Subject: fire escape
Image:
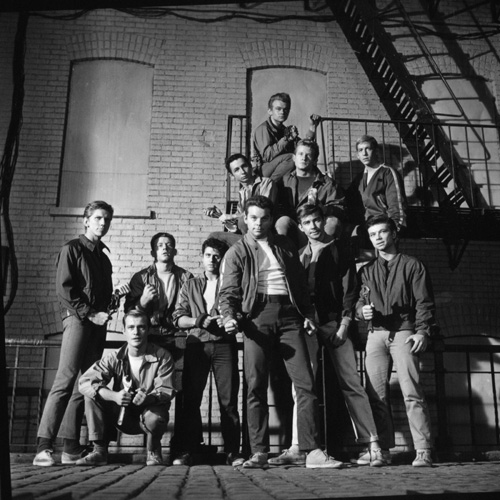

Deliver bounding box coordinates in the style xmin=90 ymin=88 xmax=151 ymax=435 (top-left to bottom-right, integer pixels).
xmin=326 ymin=0 xmax=500 ymax=248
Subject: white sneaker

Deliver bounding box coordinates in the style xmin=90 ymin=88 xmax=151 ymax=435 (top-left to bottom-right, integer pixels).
xmin=242 ymin=452 xmax=268 ymax=469
xmin=305 ymin=449 xmax=343 ymax=469
xmin=351 ymin=448 xmax=392 ymax=466
xmin=33 ymin=449 xmax=55 ymax=467
xmin=412 ymin=449 xmax=432 ymax=467
xmin=268 ymin=448 xmax=306 ymax=465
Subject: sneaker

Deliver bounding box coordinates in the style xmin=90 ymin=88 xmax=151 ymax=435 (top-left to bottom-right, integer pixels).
xmin=172 ymin=452 xmax=192 ymax=466
xmin=268 ymin=448 xmax=306 ymax=466
xmin=61 ymin=447 xmax=90 ymax=465
xmin=146 ymin=450 xmax=164 ymax=466
xmin=227 ymin=453 xmax=245 ymax=467
xmin=350 ymin=448 xmax=392 ymax=466
xmin=75 ymin=450 xmax=108 ymax=466
xmin=242 ymin=452 xmax=268 ymax=469
xmin=305 ymin=449 xmax=343 ymax=469
xmin=33 ymin=449 xmax=55 ymax=467
xmin=368 ymin=448 xmax=388 ymax=467
xmin=412 ymin=449 xmax=432 ymax=467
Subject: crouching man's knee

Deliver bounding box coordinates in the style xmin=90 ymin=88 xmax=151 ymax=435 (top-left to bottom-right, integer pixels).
xmin=140 ymin=406 xmax=169 ymax=435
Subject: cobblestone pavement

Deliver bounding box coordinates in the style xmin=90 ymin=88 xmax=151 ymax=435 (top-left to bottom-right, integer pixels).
xmin=9 ymin=457 xmax=500 ymax=500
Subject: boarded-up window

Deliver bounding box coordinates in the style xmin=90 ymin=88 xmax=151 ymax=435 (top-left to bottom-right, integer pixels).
xmin=58 ymin=60 xmax=152 ymax=210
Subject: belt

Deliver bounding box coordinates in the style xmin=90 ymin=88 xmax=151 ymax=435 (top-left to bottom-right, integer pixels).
xmin=256 ymin=293 xmax=291 ymax=304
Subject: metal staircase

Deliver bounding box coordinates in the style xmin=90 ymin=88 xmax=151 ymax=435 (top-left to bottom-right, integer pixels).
xmin=326 ymin=0 xmax=488 ymax=210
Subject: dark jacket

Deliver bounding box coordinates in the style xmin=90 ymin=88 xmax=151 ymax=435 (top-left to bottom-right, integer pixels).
xmin=277 ymin=169 xmax=345 ymax=220
xmin=355 ymin=253 xmax=436 ymax=335
xmin=299 ymin=239 xmax=357 ymax=326
xmin=125 ymin=263 xmax=193 ymax=334
xmin=347 ymin=164 xmax=407 ymax=229
xmin=173 ymin=274 xmax=234 ymax=343
xmin=218 ymin=232 xmax=315 ymax=322
xmin=56 ymin=235 xmax=113 ymax=320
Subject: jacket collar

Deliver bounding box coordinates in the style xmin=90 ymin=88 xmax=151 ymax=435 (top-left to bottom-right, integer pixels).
xmin=115 ymin=342 xmax=161 ymax=363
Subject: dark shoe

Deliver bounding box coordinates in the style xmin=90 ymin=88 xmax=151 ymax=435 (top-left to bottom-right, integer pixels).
xmin=172 ymin=452 xmax=192 ymax=466
xmin=75 ymin=450 xmax=108 ymax=466
xmin=268 ymin=448 xmax=306 ymax=466
xmin=227 ymin=452 xmax=245 ymax=467
xmin=242 ymin=452 xmax=268 ymax=469
xmin=146 ymin=450 xmax=164 ymax=466
xmin=33 ymin=449 xmax=55 ymax=467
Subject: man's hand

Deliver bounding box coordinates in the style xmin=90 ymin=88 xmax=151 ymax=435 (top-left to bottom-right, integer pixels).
xmin=309 ymin=114 xmax=321 ymax=129
xmin=285 ymin=125 xmax=299 ymax=142
xmin=88 ymin=311 xmax=109 ymax=326
xmin=114 ymin=389 xmax=133 ymax=407
xmin=200 ymin=315 xmax=215 ymax=329
xmin=304 ymin=318 xmax=317 ymax=336
xmin=361 ymin=303 xmax=375 ymax=321
xmin=213 ymin=315 xmax=224 ymax=328
xmin=204 ymin=206 xmax=223 ymax=219
xmin=218 ymin=213 xmax=239 ymax=223
xmin=132 ymin=388 xmax=147 ymax=406
xmin=223 ymin=318 xmax=238 ymax=334
xmin=406 ymin=333 xmax=428 ymax=354
xmin=140 ymin=284 xmax=158 ymax=307
xmin=331 ymin=324 xmax=348 ymax=347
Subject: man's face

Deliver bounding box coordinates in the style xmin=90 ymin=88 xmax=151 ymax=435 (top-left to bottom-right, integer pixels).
xmin=299 ymin=213 xmax=325 ymax=242
xmin=356 ymin=141 xmax=379 ymax=168
xmin=123 ymin=315 xmax=149 ymax=350
xmin=84 ymin=209 xmax=112 ymax=241
xmin=229 ymin=157 xmax=253 ymax=185
xmin=154 ymin=236 xmax=176 ymax=263
xmin=203 ymin=246 xmax=222 ymax=275
xmin=293 ymin=145 xmax=316 ymax=174
xmin=244 ymin=205 xmax=273 ymax=240
xmin=268 ymin=99 xmax=290 ymax=125
xmin=368 ymin=223 xmax=396 ymax=252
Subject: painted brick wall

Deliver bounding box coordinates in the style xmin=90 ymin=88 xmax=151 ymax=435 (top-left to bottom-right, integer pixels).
xmin=2 ymin=2 xmax=500 ymax=454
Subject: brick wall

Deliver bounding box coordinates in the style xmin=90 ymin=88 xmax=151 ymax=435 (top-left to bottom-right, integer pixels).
xmin=2 ymin=2 xmax=500 ymax=454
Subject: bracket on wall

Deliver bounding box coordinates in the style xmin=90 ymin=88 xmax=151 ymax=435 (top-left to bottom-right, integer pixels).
xmin=442 ymin=238 xmax=468 ymax=271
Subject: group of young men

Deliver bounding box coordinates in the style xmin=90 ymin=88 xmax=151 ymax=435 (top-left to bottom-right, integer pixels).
xmin=32 ymin=91 xmax=436 ymax=471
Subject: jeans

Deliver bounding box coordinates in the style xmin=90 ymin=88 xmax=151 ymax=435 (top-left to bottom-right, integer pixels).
xmin=243 ymin=301 xmax=319 ymax=453
xmin=37 ymin=315 xmax=107 ymax=443
xmin=176 ymin=341 xmax=240 ymax=454
xmin=291 ymin=335 xmax=378 ymax=445
xmin=85 ymin=397 xmax=169 ymax=451
xmin=364 ymin=329 xmax=432 ymax=450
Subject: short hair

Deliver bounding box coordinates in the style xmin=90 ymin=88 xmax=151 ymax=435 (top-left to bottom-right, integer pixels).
xmin=83 ymin=200 xmax=114 ymax=219
xmin=225 ymin=153 xmax=250 ymax=175
xmin=296 ymin=204 xmax=324 ymax=223
xmin=150 ymin=232 xmax=176 ymax=253
xmin=268 ymin=92 xmax=291 ymax=110
xmin=244 ymin=195 xmax=274 ymax=216
xmin=122 ymin=309 xmax=150 ymax=328
xmin=202 ymin=237 xmax=229 ymax=258
xmin=295 ymin=139 xmax=319 ymax=161
xmin=366 ymin=214 xmax=397 ymax=233
xmin=355 ymin=135 xmax=378 ymax=151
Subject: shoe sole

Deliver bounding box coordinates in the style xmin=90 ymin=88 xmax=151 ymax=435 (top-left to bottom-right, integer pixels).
xmin=306 ymin=463 xmax=343 ymax=469
xmin=242 ymin=463 xmax=269 ymax=469
xmin=268 ymin=460 xmax=306 ymax=466
xmin=33 ymin=461 xmax=55 ymax=467
xmin=350 ymin=460 xmax=370 ymax=465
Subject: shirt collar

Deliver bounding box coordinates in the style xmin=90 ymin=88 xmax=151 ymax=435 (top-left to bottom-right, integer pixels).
xmin=79 ymin=234 xmax=109 ymax=253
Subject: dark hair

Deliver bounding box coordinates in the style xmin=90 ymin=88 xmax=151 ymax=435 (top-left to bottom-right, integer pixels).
xmin=83 ymin=200 xmax=114 ymax=218
xmin=366 ymin=214 xmax=397 ymax=232
xmin=355 ymin=135 xmax=378 ymax=151
xmin=244 ymin=195 xmax=274 ymax=216
xmin=123 ymin=309 xmax=150 ymax=328
xmin=268 ymin=92 xmax=291 ymax=110
xmin=150 ymin=232 xmax=176 ymax=253
xmin=295 ymin=139 xmax=319 ymax=161
xmin=202 ymin=238 xmax=229 ymax=258
xmin=296 ymin=204 xmax=324 ymax=223
xmin=225 ymin=153 xmax=250 ymax=175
